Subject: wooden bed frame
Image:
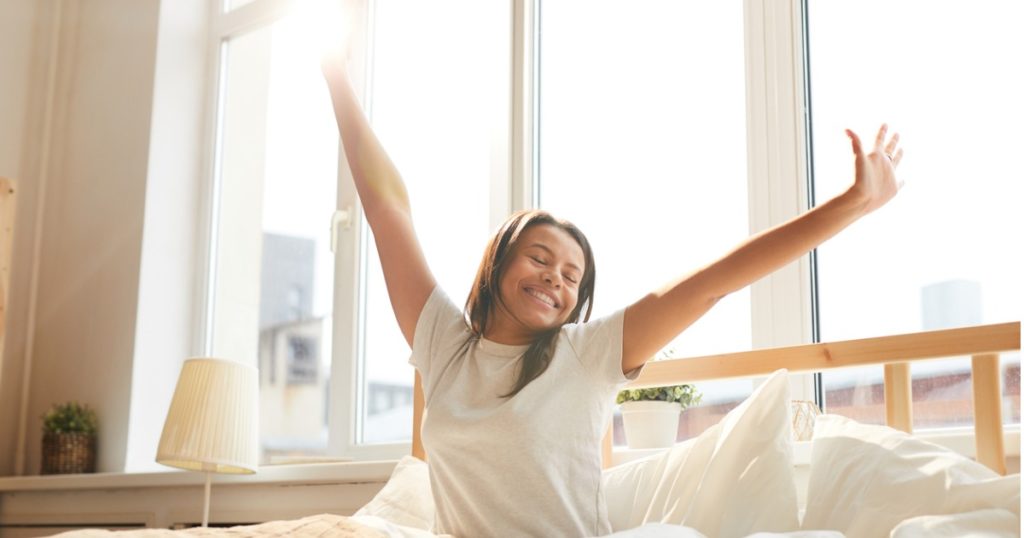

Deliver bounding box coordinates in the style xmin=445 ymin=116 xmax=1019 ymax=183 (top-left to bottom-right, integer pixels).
xmin=411 ymin=321 xmax=1021 ymax=475
xmin=0 ymin=178 xmax=15 ymax=374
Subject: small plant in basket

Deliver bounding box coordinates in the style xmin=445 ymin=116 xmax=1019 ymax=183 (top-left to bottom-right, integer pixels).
xmin=41 ymin=401 xmax=98 ymax=474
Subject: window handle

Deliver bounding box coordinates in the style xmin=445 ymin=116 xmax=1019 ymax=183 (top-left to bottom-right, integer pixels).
xmin=330 ymin=207 xmax=353 ymax=253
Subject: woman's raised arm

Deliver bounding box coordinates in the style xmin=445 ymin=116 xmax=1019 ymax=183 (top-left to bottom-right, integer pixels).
xmin=321 ymin=54 xmax=436 ymax=347
xmin=620 ymin=125 xmax=904 ymax=374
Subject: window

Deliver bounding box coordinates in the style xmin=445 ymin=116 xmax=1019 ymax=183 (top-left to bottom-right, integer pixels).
xmin=207 ymin=6 xmax=339 ymax=463
xmin=537 ymin=0 xmax=757 ymax=445
xmin=806 ymin=0 xmax=1023 ymax=427
xmin=201 ymin=0 xmax=1015 ymax=462
xmin=204 ymin=0 xmax=813 ymax=460
xmin=355 ymin=0 xmax=509 ymax=449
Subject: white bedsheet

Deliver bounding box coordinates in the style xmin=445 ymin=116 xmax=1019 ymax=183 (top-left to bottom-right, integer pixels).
xmin=597 ymin=523 xmax=843 ymax=537
xmin=49 ymin=514 xmax=389 ymax=537
xmin=47 ymin=514 xmax=845 ymax=538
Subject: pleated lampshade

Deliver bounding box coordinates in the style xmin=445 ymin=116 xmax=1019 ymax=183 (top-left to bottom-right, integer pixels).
xmin=156 ymin=358 xmax=259 ymax=474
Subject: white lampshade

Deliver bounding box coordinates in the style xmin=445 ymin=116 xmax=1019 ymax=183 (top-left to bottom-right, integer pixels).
xmin=156 ymin=358 xmax=259 ymax=474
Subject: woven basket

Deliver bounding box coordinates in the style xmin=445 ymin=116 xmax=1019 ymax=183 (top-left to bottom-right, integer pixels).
xmin=41 ymin=432 xmax=97 ymax=474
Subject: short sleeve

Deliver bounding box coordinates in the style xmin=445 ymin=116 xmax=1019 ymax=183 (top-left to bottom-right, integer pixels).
xmin=560 ymin=308 xmax=644 ymax=388
xmin=409 ymin=286 xmax=471 ymax=402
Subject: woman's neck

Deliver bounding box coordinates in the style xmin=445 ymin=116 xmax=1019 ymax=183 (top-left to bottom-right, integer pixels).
xmin=481 ymin=324 xmax=534 ymax=345
xmin=482 ymin=306 xmax=538 ymax=345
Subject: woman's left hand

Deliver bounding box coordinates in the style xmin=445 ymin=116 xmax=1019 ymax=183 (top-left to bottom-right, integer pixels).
xmin=845 ymin=124 xmax=904 ymax=214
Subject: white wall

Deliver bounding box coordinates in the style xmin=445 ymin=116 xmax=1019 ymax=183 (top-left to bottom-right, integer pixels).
xmin=0 ymin=0 xmax=206 ymax=475
xmin=0 ymin=0 xmax=62 ymax=477
xmin=0 ymin=0 xmax=35 ymax=176
xmin=30 ymin=0 xmax=159 ymax=475
xmin=125 ymin=0 xmax=208 ymax=473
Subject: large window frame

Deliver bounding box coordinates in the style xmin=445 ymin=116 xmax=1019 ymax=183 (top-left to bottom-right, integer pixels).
xmin=196 ymin=0 xmax=866 ymax=461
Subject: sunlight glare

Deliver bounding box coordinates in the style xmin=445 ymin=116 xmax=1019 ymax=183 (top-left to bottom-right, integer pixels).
xmin=289 ymin=0 xmax=354 ymax=60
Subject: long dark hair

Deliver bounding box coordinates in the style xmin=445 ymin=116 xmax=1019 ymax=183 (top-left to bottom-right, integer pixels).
xmin=463 ymin=210 xmax=596 ymax=398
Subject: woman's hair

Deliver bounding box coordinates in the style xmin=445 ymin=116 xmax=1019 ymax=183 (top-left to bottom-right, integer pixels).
xmin=464 ymin=209 xmax=596 ymax=398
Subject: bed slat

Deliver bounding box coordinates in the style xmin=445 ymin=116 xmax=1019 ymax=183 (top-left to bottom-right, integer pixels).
xmin=971 ymin=353 xmax=1006 ymax=475
xmin=0 ymin=178 xmax=15 ymax=370
xmin=884 ymin=363 xmax=913 ymax=433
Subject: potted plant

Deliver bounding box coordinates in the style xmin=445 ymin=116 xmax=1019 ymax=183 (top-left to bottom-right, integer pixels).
xmin=41 ymin=401 xmax=98 ymax=474
xmin=616 ymin=384 xmax=702 ymax=449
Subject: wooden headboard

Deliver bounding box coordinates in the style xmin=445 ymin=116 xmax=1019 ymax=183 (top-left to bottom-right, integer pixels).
xmin=412 ymin=321 xmax=1021 ymax=474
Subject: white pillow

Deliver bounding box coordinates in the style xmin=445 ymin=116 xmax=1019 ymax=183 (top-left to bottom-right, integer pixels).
xmin=602 ymin=369 xmax=800 ymax=537
xmin=801 ymin=414 xmax=1020 ymax=537
xmin=354 ymin=455 xmax=435 ymax=530
xmin=890 ymin=508 xmax=1020 ymax=538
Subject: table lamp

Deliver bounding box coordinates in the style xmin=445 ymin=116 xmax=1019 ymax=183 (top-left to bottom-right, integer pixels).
xmin=156 ymin=358 xmax=259 ymax=527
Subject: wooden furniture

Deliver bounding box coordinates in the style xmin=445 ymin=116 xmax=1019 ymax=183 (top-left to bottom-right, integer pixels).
xmin=0 ymin=178 xmax=15 ymax=367
xmin=411 ymin=322 xmax=1021 ymax=474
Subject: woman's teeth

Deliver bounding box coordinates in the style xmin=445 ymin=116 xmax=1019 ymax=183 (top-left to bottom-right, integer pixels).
xmin=526 ymin=288 xmax=555 ymax=307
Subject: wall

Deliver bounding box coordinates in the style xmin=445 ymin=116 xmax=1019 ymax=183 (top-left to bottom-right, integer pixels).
xmin=0 ymin=0 xmax=35 ymax=176
xmin=125 ymin=0 xmax=207 ymax=473
xmin=0 ymin=0 xmax=47 ymax=477
xmin=0 ymin=0 xmax=205 ymax=475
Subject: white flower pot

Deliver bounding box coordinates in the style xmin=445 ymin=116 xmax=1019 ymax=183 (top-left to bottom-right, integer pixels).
xmin=620 ymin=400 xmax=681 ymax=449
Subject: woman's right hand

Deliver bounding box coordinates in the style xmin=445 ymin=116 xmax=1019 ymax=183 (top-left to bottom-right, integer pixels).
xmin=844 ymin=124 xmax=905 ymax=216
xmin=320 ymin=45 xmax=349 ymax=87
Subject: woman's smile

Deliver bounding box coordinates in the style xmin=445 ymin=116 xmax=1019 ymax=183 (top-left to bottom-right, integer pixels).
xmin=524 ymin=287 xmax=558 ymax=308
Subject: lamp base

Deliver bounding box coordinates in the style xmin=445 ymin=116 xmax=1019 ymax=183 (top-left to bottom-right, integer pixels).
xmin=202 ymin=471 xmax=211 ymax=527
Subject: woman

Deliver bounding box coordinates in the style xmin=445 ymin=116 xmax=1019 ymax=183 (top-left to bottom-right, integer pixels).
xmin=321 ymin=54 xmax=902 ymax=537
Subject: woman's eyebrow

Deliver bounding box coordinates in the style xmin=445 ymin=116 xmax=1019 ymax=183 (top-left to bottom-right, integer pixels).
xmin=525 ymin=243 xmax=582 ymax=273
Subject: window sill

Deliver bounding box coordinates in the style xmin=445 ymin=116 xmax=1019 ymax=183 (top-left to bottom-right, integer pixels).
xmin=0 ymin=460 xmax=397 ymax=493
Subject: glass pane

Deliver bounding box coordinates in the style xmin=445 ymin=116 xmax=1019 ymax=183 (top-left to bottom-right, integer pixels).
xmin=224 ymin=0 xmax=257 ymax=12
xmin=213 ymin=16 xmax=339 ymax=462
xmin=538 ymin=0 xmax=751 ymax=445
xmin=360 ymin=0 xmax=506 ymax=443
xmin=808 ymin=0 xmax=1023 ymax=427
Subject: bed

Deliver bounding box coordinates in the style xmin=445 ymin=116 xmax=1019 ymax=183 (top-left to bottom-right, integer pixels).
xmin=50 ymin=322 xmax=1021 ymax=538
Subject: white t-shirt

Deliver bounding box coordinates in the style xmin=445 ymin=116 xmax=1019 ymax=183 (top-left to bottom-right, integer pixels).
xmin=410 ymin=287 xmax=643 ymax=538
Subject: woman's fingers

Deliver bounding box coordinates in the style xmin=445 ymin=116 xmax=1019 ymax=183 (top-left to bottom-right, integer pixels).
xmin=884 ymin=132 xmax=900 ymax=156
xmin=891 ymin=147 xmax=904 ymax=167
xmin=846 ymin=129 xmax=864 ymax=157
xmin=874 ymin=124 xmax=888 ymax=151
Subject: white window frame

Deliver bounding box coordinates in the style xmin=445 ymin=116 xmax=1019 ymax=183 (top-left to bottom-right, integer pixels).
xmin=743 ymin=0 xmax=816 ymax=402
xmin=194 ymin=0 xmax=873 ymax=461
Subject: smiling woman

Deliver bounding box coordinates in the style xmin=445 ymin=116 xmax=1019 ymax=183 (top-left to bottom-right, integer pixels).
xmin=462 ymin=210 xmax=596 ymax=398
xmin=472 ymin=213 xmax=592 ymax=341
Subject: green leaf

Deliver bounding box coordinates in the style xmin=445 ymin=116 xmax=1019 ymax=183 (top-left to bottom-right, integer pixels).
xmin=41 ymin=401 xmax=98 ymax=434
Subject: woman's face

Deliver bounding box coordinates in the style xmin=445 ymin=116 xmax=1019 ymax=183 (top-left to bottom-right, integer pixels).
xmin=489 ymin=224 xmax=586 ymax=342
